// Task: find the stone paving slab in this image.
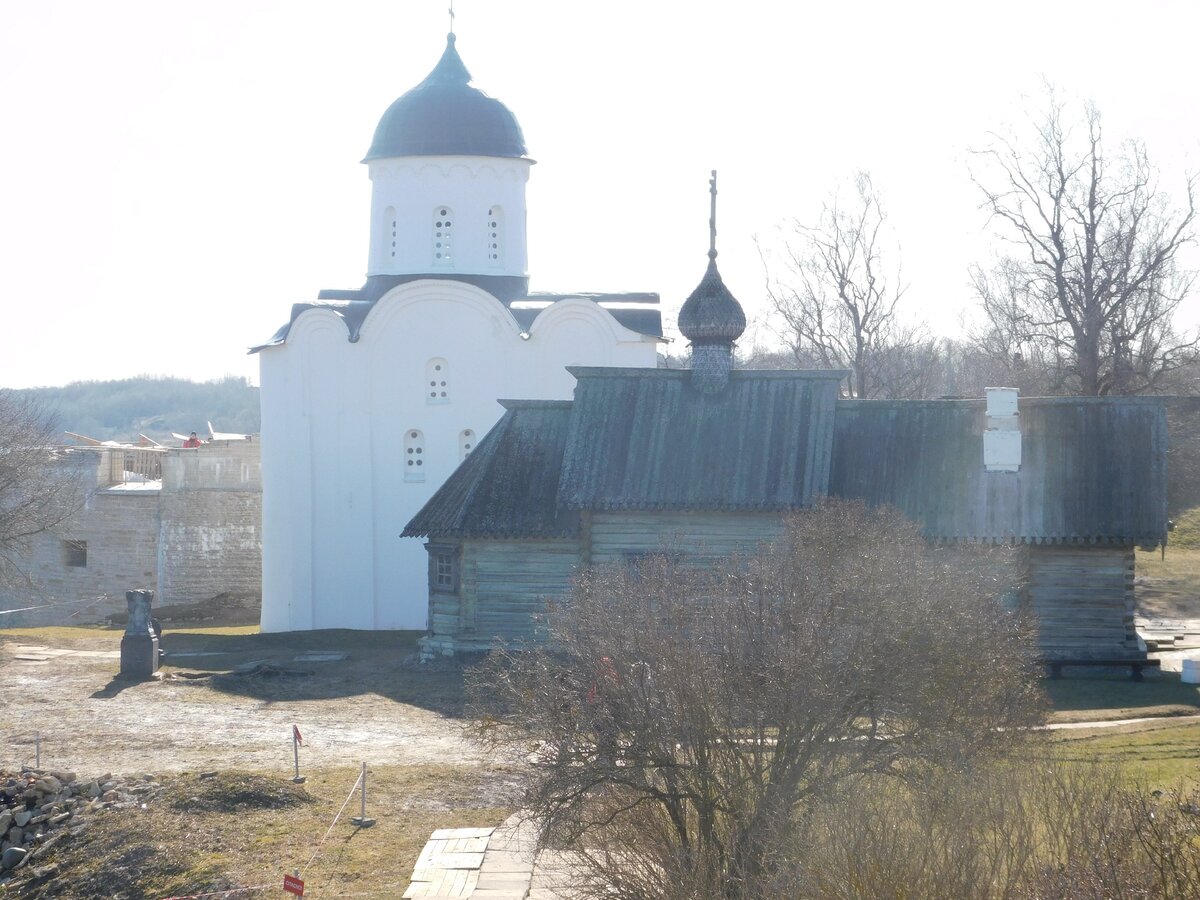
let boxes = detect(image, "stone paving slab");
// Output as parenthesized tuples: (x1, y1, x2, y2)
(405, 815, 564, 899)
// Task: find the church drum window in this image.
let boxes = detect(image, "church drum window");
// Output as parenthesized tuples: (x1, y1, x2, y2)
(386, 205, 397, 259)
(404, 429, 426, 482)
(433, 206, 453, 265)
(459, 428, 474, 460)
(486, 206, 502, 266)
(426, 358, 450, 404)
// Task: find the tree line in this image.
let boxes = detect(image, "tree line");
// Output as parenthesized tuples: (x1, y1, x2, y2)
(14, 375, 260, 443)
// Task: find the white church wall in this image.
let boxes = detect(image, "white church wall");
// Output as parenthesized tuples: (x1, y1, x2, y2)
(367, 156, 532, 278)
(528, 299, 655, 396)
(258, 346, 293, 631)
(258, 35, 665, 633)
(258, 279, 659, 632)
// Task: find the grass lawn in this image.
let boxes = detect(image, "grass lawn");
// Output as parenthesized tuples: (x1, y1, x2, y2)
(1050, 720, 1200, 790)
(0, 623, 122, 646)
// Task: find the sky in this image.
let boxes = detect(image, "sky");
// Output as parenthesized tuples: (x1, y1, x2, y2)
(1, 0, 1198, 389)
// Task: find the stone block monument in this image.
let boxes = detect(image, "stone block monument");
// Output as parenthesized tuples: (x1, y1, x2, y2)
(119, 589, 159, 678)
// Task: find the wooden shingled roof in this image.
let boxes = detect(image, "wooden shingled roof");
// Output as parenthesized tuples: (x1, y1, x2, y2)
(829, 396, 1168, 545)
(558, 368, 845, 511)
(404, 368, 846, 538)
(405, 371, 1169, 546)
(402, 400, 580, 539)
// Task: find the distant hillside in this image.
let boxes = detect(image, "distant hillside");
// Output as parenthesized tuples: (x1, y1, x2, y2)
(18, 376, 260, 442)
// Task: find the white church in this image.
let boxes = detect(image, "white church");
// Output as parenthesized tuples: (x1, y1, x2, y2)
(255, 34, 663, 631)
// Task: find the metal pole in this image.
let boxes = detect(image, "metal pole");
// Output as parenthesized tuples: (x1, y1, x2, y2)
(351, 761, 375, 827)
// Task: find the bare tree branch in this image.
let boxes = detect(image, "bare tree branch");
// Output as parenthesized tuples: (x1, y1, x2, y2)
(759, 173, 934, 398)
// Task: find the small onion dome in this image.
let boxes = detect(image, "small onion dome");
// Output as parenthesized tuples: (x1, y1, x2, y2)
(363, 34, 528, 161)
(678, 256, 747, 345)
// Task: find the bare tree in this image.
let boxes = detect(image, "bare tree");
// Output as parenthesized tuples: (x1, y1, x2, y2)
(469, 500, 1044, 899)
(761, 173, 932, 398)
(935, 335, 1063, 399)
(0, 390, 86, 588)
(971, 93, 1198, 396)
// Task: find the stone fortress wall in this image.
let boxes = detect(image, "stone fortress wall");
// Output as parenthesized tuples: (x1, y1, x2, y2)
(0, 440, 262, 628)
(157, 439, 262, 608)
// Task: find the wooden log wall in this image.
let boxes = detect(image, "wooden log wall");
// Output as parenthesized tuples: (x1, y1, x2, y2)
(1027, 545, 1139, 657)
(424, 539, 579, 656)
(590, 511, 786, 565)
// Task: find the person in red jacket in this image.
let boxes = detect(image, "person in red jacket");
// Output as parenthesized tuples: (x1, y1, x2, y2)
(182, 432, 202, 448)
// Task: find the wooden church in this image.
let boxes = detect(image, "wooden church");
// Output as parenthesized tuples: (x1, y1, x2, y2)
(404, 178, 1169, 662)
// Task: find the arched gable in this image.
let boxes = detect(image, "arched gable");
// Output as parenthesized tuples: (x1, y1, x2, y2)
(285, 306, 355, 345)
(359, 278, 523, 341)
(528, 297, 647, 345)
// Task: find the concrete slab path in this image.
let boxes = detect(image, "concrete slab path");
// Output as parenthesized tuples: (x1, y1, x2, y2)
(403, 814, 581, 899)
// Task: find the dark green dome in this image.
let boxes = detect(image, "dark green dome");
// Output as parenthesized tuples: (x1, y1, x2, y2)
(363, 34, 527, 162)
(678, 256, 747, 345)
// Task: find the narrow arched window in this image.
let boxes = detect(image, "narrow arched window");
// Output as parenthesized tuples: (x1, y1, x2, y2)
(426, 358, 449, 404)
(486, 206, 503, 266)
(433, 206, 453, 265)
(386, 206, 397, 259)
(404, 429, 426, 482)
(459, 428, 475, 461)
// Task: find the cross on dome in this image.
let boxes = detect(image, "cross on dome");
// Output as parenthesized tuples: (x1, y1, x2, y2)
(678, 171, 747, 348)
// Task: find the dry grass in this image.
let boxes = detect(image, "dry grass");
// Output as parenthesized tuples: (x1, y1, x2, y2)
(1137, 546, 1200, 619)
(2, 765, 516, 899)
(0, 624, 121, 647)
(0, 624, 513, 898)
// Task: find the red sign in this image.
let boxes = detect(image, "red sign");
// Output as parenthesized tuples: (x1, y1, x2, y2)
(283, 874, 305, 896)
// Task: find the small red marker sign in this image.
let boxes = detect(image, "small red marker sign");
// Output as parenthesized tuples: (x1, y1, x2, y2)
(283, 874, 305, 896)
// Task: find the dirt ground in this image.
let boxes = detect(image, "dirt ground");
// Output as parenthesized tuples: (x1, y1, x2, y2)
(0, 626, 501, 778)
(0, 626, 529, 898)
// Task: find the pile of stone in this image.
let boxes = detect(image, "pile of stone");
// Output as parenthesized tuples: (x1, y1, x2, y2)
(0, 769, 160, 880)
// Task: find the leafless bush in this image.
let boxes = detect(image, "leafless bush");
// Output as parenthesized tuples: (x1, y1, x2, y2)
(468, 500, 1045, 899)
(787, 762, 1200, 899)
